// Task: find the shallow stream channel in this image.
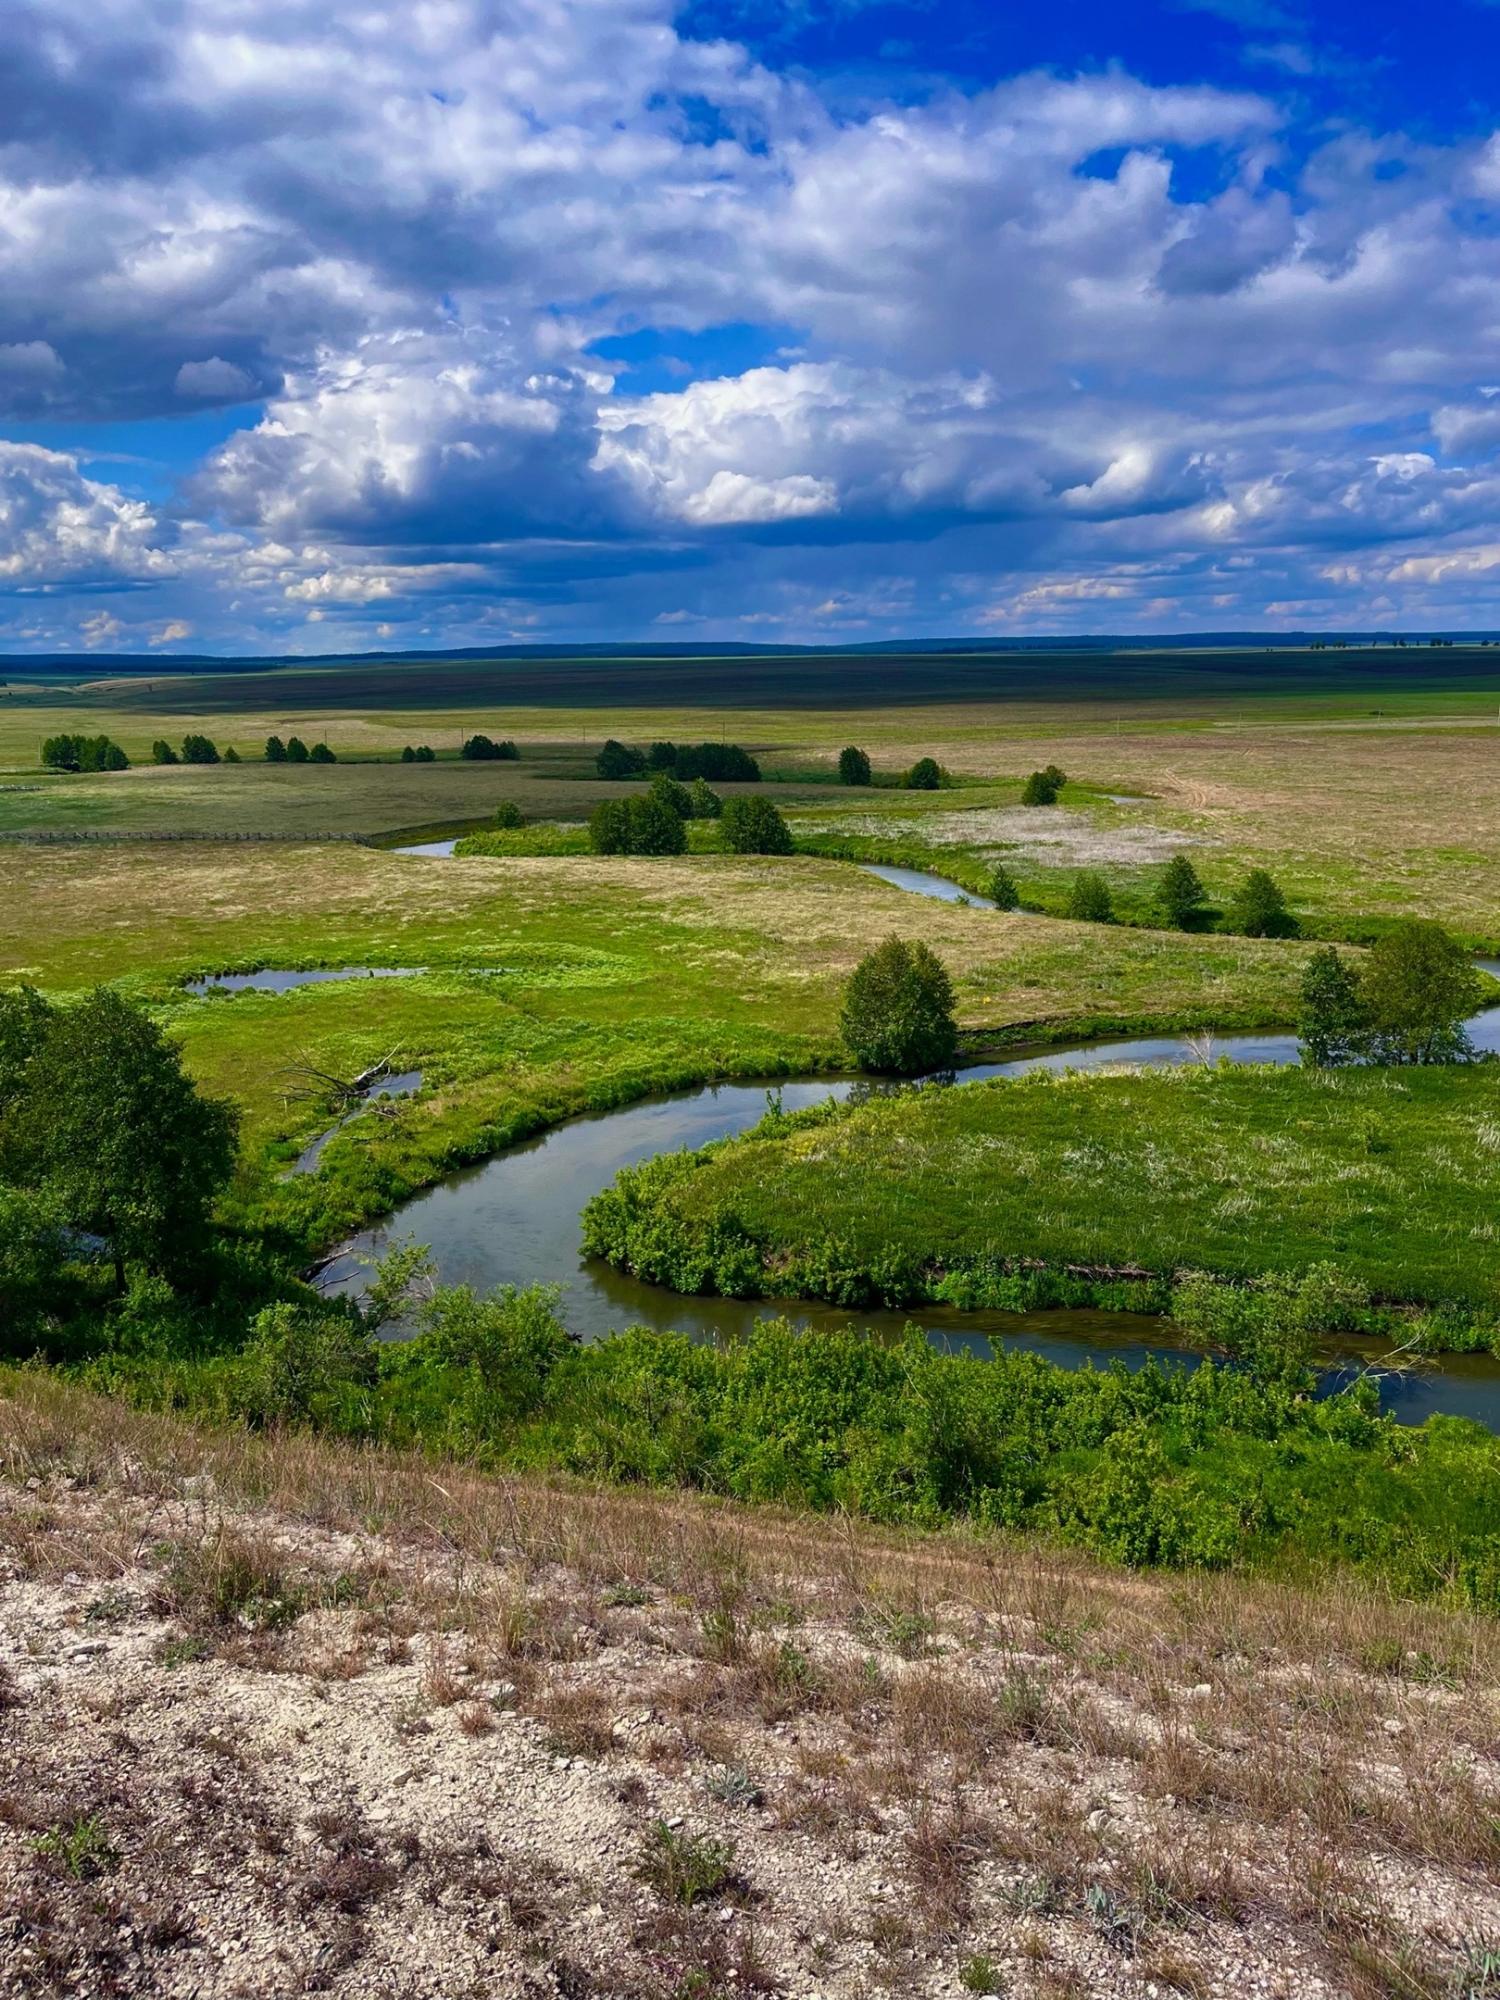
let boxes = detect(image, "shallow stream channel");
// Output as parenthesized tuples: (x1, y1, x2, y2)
(314, 858, 1500, 1428)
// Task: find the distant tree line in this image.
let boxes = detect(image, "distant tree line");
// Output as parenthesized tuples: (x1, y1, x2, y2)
(264, 736, 336, 763)
(460, 734, 518, 761)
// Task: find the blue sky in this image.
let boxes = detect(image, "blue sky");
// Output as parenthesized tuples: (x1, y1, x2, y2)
(2, 0, 1499, 655)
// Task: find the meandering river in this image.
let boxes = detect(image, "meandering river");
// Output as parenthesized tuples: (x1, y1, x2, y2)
(317, 856, 1500, 1425)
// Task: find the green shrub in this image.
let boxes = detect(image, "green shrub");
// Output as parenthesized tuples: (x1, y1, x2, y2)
(840, 936, 957, 1074)
(235, 1303, 378, 1427)
(308, 741, 336, 764)
(720, 797, 792, 854)
(285, 736, 309, 763)
(493, 800, 524, 829)
(903, 756, 944, 790)
(1020, 767, 1064, 805)
(689, 777, 723, 818)
(588, 794, 686, 855)
(636, 1822, 737, 1905)
(181, 734, 219, 765)
(839, 745, 872, 786)
(151, 739, 178, 765)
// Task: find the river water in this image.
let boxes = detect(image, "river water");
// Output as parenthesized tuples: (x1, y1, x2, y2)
(314, 863, 1500, 1425)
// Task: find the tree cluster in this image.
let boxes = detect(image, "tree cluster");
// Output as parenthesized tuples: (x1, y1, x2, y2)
(1300, 922, 1487, 1067)
(265, 735, 311, 762)
(461, 734, 519, 761)
(400, 745, 437, 762)
(720, 796, 792, 854)
(595, 739, 760, 783)
(41, 734, 129, 773)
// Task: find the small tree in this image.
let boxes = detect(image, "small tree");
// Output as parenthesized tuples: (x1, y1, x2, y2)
(223, 746, 240, 764)
(1299, 947, 1368, 1068)
(1359, 920, 1487, 1065)
(596, 739, 646, 780)
(309, 741, 336, 763)
(400, 745, 416, 763)
(988, 864, 1020, 910)
(838, 746, 872, 786)
(689, 777, 722, 819)
(647, 741, 678, 771)
(180, 734, 220, 765)
(1158, 854, 1207, 930)
(840, 938, 957, 1075)
(414, 745, 436, 762)
(264, 736, 287, 762)
(103, 743, 130, 771)
(152, 740, 179, 765)
(628, 793, 687, 854)
(1228, 869, 1297, 938)
(493, 800, 524, 829)
(285, 736, 309, 763)
(720, 797, 792, 854)
(1020, 769, 1060, 806)
(903, 756, 943, 791)
(1068, 870, 1114, 922)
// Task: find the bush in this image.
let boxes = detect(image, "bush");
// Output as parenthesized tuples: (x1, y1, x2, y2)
(588, 795, 686, 856)
(180, 734, 220, 765)
(223, 746, 240, 763)
(308, 742, 336, 764)
(1158, 854, 1207, 929)
(596, 739, 646, 779)
(151, 740, 178, 766)
(838, 745, 872, 786)
(647, 740, 677, 770)
(689, 777, 722, 819)
(400, 745, 416, 763)
(1067, 871, 1113, 923)
(493, 800, 524, 829)
(415, 744, 435, 762)
(461, 734, 517, 761)
(840, 937, 957, 1074)
(903, 756, 943, 791)
(1020, 767, 1064, 805)
(236, 1304, 378, 1427)
(674, 742, 760, 783)
(1227, 869, 1297, 938)
(988, 864, 1020, 910)
(719, 797, 792, 855)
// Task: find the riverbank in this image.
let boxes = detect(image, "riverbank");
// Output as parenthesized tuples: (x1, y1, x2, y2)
(5, 1367, 1498, 2000)
(579, 1064, 1500, 1354)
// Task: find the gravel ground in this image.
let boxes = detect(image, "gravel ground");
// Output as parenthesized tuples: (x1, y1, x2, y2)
(2, 1409, 1498, 1999)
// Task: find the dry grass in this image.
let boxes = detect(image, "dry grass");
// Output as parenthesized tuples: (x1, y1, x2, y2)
(2, 1369, 1499, 1997)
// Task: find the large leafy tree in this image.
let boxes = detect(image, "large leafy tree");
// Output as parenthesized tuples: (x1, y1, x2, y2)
(4, 989, 238, 1288)
(840, 937, 957, 1074)
(1298, 948, 1368, 1068)
(1359, 920, 1487, 1065)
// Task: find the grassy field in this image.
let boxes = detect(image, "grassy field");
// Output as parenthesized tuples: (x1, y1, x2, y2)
(4, 648, 1500, 942)
(0, 841, 1313, 1245)
(582, 1063, 1500, 1323)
